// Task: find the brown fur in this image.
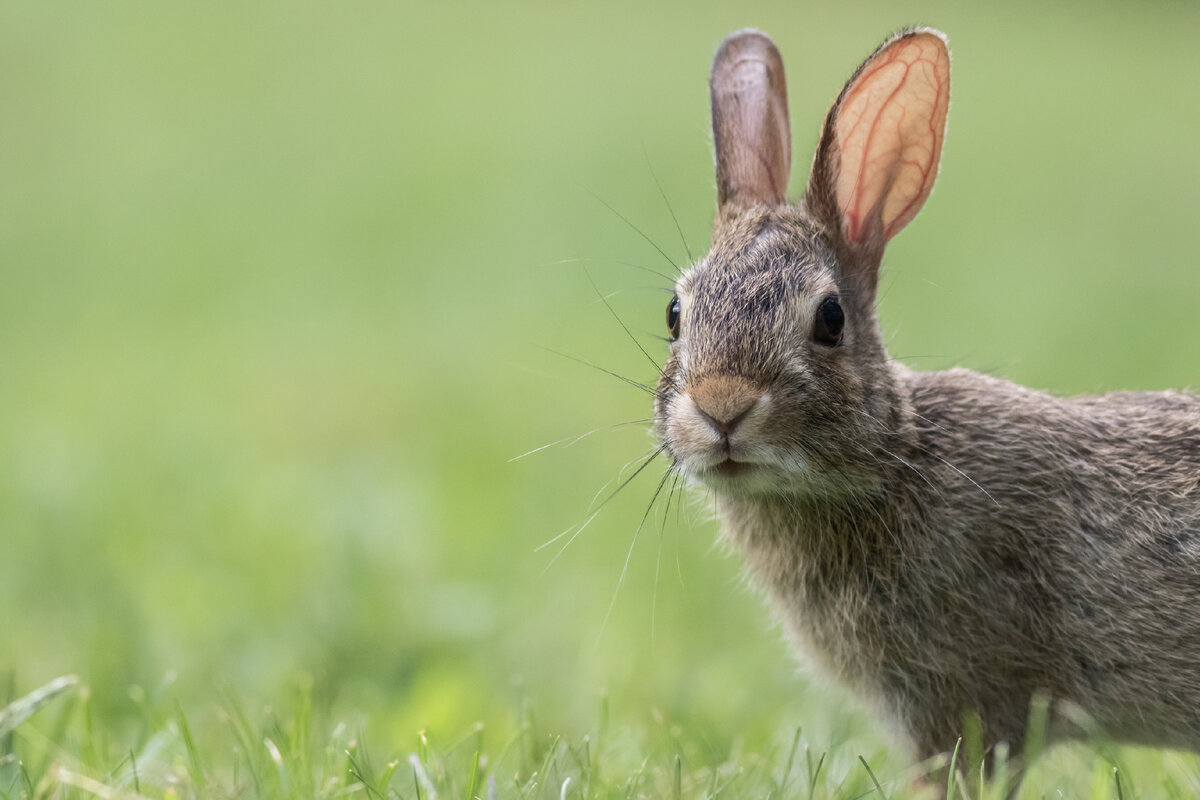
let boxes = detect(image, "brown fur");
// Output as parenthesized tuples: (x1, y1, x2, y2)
(654, 28, 1200, 769)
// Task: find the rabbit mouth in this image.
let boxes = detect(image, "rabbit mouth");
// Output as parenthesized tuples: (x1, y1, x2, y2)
(691, 456, 797, 495)
(713, 458, 755, 478)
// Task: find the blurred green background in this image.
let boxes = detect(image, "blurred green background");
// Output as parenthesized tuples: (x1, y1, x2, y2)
(1, 0, 1198, 774)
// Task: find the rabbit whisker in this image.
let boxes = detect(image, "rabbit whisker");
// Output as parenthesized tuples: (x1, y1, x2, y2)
(582, 185, 681, 274)
(651, 511, 664, 644)
(650, 463, 685, 642)
(582, 266, 662, 373)
(922, 450, 1000, 507)
(906, 409, 952, 435)
(855, 408, 998, 506)
(660, 466, 688, 587)
(642, 143, 694, 264)
(891, 354, 953, 363)
(543, 346, 664, 399)
(598, 459, 672, 646)
(876, 445, 942, 497)
(542, 256, 676, 284)
(659, 464, 682, 531)
(538, 447, 661, 570)
(536, 468, 617, 555)
(538, 508, 602, 573)
(539, 450, 651, 568)
(508, 419, 652, 462)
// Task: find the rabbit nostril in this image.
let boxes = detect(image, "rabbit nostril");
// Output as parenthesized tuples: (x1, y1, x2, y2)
(695, 403, 754, 436)
(689, 375, 763, 436)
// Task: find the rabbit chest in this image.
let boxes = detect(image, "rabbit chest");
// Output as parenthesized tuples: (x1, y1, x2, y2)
(712, 443, 1083, 752)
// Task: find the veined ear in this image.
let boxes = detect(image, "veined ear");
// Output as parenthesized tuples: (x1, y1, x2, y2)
(710, 29, 792, 210)
(804, 29, 950, 294)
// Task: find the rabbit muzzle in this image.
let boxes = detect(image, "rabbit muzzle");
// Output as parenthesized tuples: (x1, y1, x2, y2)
(664, 373, 796, 490)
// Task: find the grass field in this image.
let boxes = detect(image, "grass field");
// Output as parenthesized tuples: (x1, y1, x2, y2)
(2, 1, 1199, 797)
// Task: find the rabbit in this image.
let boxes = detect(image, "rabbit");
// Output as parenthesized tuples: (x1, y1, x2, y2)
(652, 26, 1200, 774)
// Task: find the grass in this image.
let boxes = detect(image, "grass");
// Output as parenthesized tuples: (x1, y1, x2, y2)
(7, 675, 1200, 799)
(2, 1, 1200, 798)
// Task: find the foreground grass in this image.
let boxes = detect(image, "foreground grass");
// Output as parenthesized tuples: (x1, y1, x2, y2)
(5, 676, 1200, 800)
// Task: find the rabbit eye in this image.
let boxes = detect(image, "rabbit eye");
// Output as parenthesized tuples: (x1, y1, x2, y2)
(666, 295, 681, 340)
(813, 295, 844, 346)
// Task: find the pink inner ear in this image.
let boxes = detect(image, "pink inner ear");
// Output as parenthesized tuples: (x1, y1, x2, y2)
(835, 33, 950, 244)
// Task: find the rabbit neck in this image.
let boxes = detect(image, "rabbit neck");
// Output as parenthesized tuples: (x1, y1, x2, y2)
(712, 476, 910, 709)
(711, 358, 920, 606)
(714, 474, 901, 578)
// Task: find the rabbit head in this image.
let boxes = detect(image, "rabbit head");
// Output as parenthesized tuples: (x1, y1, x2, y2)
(654, 29, 950, 498)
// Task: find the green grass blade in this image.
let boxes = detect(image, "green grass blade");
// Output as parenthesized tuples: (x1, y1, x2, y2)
(858, 755, 888, 800)
(175, 701, 206, 790)
(946, 737, 962, 800)
(0, 676, 78, 739)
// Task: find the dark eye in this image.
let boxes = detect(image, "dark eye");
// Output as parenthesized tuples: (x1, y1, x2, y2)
(666, 295, 681, 340)
(813, 295, 844, 346)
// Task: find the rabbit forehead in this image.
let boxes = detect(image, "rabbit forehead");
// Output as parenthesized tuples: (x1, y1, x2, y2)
(679, 212, 836, 311)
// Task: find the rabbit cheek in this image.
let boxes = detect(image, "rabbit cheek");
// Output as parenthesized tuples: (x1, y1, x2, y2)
(653, 356, 685, 437)
(668, 395, 727, 465)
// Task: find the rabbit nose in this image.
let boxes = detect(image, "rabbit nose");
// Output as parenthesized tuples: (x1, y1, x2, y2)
(690, 375, 762, 435)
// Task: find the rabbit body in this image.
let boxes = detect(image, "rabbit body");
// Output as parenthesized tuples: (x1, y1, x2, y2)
(654, 30, 1200, 761)
(721, 354, 1200, 759)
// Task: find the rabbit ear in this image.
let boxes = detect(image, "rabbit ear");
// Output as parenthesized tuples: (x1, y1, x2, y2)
(805, 29, 950, 290)
(710, 29, 792, 210)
